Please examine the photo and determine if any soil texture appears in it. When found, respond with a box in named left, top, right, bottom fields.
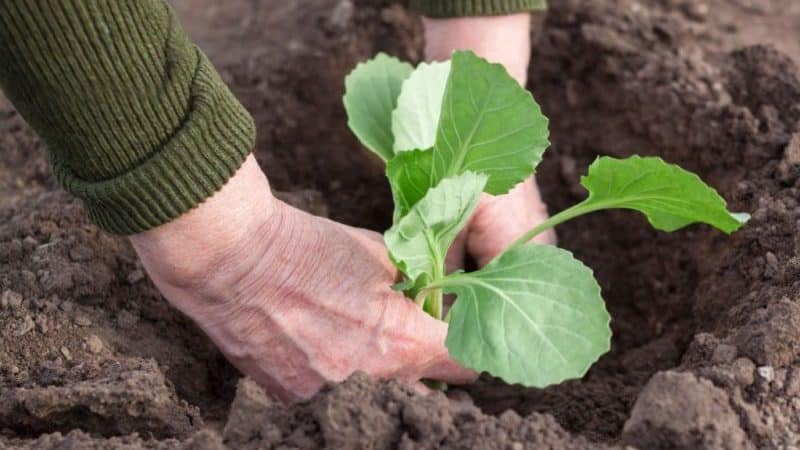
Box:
left=2, top=0, right=800, bottom=448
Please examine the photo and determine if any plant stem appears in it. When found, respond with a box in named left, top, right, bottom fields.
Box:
left=428, top=288, right=443, bottom=320
left=414, top=289, right=428, bottom=307
left=427, top=261, right=445, bottom=319
left=425, top=265, right=446, bottom=391
left=507, top=200, right=604, bottom=251
left=412, top=262, right=445, bottom=320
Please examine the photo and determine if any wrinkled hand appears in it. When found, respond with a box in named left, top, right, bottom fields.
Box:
left=130, top=156, right=474, bottom=402
left=423, top=13, right=554, bottom=270
left=446, top=177, right=556, bottom=271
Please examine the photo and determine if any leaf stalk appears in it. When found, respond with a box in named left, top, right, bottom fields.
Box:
left=504, top=200, right=614, bottom=256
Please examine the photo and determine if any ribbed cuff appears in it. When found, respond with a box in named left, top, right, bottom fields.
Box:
left=0, top=1, right=255, bottom=235
left=410, top=0, right=547, bottom=17
left=52, top=51, right=255, bottom=235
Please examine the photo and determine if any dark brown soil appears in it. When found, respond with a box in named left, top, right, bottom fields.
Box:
left=2, top=0, right=800, bottom=449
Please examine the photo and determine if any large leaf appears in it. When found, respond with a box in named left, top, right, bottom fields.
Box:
left=343, top=53, right=413, bottom=161
left=385, top=172, right=486, bottom=281
left=432, top=50, right=549, bottom=195
left=386, top=148, right=434, bottom=222
left=392, top=61, right=451, bottom=152
left=579, top=156, right=749, bottom=233
left=441, top=245, right=611, bottom=388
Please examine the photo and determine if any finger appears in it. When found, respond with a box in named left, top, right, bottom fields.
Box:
left=445, top=227, right=468, bottom=273
left=342, top=224, right=403, bottom=278
left=534, top=227, right=558, bottom=246
left=411, top=381, right=432, bottom=396
left=443, top=293, right=456, bottom=312
left=411, top=311, right=479, bottom=385
left=422, top=353, right=478, bottom=385
left=342, top=224, right=384, bottom=245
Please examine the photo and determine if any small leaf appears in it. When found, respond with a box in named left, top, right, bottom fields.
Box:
left=385, top=172, right=487, bottom=281
left=343, top=53, right=413, bottom=161
left=432, top=50, right=549, bottom=195
left=386, top=149, right=434, bottom=221
left=441, top=245, right=611, bottom=388
left=392, top=272, right=431, bottom=299
left=392, top=61, right=451, bottom=152
left=579, top=156, right=748, bottom=233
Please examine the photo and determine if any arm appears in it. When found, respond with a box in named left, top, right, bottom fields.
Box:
left=0, top=1, right=472, bottom=401
left=0, top=1, right=253, bottom=233
left=411, top=2, right=556, bottom=269
left=423, top=14, right=532, bottom=85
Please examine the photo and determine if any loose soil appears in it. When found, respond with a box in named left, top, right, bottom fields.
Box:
left=1, top=0, right=800, bottom=448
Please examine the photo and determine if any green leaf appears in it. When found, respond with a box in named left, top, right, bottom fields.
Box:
left=441, top=245, right=611, bottom=388
left=343, top=53, right=413, bottom=161
left=392, top=61, right=451, bottom=152
left=385, top=172, right=487, bottom=281
left=432, top=50, right=549, bottom=195
left=386, top=149, right=434, bottom=222
left=579, top=156, right=749, bottom=233
left=392, top=272, right=431, bottom=300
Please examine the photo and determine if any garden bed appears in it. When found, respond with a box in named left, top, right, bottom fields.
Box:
left=1, top=0, right=799, bottom=448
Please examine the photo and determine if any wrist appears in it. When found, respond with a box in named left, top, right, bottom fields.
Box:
left=128, top=154, right=279, bottom=298
left=422, top=13, right=531, bottom=85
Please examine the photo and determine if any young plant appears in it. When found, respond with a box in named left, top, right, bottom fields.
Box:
left=343, top=51, right=748, bottom=388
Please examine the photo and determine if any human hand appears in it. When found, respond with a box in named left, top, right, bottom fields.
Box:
left=422, top=14, right=531, bottom=88
left=422, top=13, right=556, bottom=270
left=129, top=155, right=474, bottom=402
left=446, top=177, right=556, bottom=271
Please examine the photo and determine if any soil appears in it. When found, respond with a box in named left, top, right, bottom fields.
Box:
left=1, top=0, right=800, bottom=448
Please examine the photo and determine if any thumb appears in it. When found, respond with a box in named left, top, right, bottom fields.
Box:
left=415, top=313, right=478, bottom=385
left=445, top=227, right=468, bottom=273
left=423, top=353, right=478, bottom=385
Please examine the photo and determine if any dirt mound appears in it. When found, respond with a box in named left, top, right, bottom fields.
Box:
left=2, top=0, right=800, bottom=448
left=221, top=374, right=600, bottom=450
left=0, top=358, right=201, bottom=439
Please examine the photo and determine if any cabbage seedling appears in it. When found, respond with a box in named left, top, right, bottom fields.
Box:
left=343, top=51, right=748, bottom=387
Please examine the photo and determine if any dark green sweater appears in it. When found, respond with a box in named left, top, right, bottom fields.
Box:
left=412, top=0, right=546, bottom=17
left=0, top=0, right=545, bottom=235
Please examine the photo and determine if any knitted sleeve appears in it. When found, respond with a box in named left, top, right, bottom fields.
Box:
left=0, top=0, right=255, bottom=235
left=410, top=0, right=547, bottom=17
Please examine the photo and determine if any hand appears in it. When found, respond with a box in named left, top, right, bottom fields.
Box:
left=129, top=155, right=474, bottom=402
left=422, top=14, right=531, bottom=89
left=422, top=13, right=556, bottom=270
left=446, top=177, right=557, bottom=271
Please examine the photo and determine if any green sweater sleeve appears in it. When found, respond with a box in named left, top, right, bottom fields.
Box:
left=0, top=1, right=255, bottom=235
left=410, top=0, right=547, bottom=17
